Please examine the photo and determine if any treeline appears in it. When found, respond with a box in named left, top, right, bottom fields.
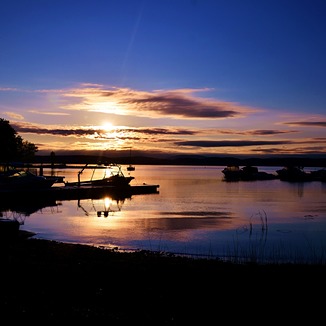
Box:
left=32, top=154, right=326, bottom=167
left=0, top=118, right=38, bottom=162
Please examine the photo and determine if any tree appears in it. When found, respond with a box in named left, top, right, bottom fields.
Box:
left=0, top=118, right=38, bottom=162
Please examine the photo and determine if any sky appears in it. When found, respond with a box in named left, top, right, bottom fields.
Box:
left=1, top=0, right=326, bottom=159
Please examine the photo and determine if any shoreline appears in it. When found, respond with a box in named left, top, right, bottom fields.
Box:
left=1, top=232, right=325, bottom=321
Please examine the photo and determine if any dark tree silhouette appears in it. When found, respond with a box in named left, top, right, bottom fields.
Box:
left=0, top=118, right=38, bottom=162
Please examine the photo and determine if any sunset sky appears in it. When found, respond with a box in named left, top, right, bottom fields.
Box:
left=1, top=0, right=326, bottom=158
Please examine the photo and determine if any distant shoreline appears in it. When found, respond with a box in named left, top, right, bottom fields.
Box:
left=28, top=154, right=326, bottom=168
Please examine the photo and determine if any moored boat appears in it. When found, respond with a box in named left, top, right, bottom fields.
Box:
left=310, top=168, right=326, bottom=182
left=276, top=166, right=326, bottom=182
left=126, top=147, right=135, bottom=171
left=221, top=165, right=242, bottom=180
left=127, top=164, right=135, bottom=171
left=276, top=166, right=311, bottom=182
left=64, top=163, right=134, bottom=188
left=222, top=165, right=278, bottom=181
left=0, top=166, right=57, bottom=191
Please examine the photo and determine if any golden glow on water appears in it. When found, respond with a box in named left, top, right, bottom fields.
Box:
left=103, top=197, right=111, bottom=210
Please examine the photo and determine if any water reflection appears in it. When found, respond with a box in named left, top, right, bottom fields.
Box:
left=0, top=196, right=60, bottom=227
left=77, top=196, right=125, bottom=217
left=1, top=165, right=326, bottom=264
left=0, top=198, right=58, bottom=216
left=0, top=191, right=132, bottom=221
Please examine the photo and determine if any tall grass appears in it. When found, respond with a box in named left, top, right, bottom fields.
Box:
left=222, top=210, right=326, bottom=265
left=119, top=210, right=326, bottom=265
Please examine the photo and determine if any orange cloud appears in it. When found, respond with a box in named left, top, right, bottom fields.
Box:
left=60, top=84, right=259, bottom=119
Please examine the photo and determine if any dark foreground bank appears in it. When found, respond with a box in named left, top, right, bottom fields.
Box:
left=0, top=231, right=324, bottom=324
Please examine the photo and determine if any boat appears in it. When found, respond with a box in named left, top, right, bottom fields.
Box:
left=127, top=164, right=135, bottom=171
left=64, top=163, right=134, bottom=188
left=126, top=147, right=135, bottom=171
left=221, top=165, right=242, bottom=180
left=222, top=165, right=278, bottom=181
left=0, top=164, right=57, bottom=191
left=310, top=168, right=326, bottom=182
left=43, top=174, right=65, bottom=184
left=276, top=166, right=312, bottom=182
left=37, top=165, right=65, bottom=184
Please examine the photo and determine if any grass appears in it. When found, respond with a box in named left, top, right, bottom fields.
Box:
left=220, top=210, right=326, bottom=265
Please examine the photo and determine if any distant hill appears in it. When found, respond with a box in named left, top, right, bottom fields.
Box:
left=32, top=154, right=326, bottom=167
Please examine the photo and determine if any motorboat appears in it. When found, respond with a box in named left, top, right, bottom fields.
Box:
left=0, top=168, right=57, bottom=191
left=221, top=165, right=242, bottom=180
left=276, top=166, right=311, bottom=182
left=65, top=163, right=134, bottom=188
left=222, top=165, right=278, bottom=181
left=310, top=168, right=326, bottom=182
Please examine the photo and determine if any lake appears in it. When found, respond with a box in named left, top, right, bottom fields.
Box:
left=5, top=164, right=326, bottom=264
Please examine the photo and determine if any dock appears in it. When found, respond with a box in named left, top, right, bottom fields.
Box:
left=0, top=183, right=160, bottom=204
left=52, top=183, right=160, bottom=200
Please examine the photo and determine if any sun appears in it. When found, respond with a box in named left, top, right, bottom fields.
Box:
left=101, top=122, right=114, bottom=131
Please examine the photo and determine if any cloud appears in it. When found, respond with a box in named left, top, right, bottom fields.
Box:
left=11, top=121, right=197, bottom=137
left=131, top=127, right=197, bottom=135
left=11, top=122, right=100, bottom=137
left=252, top=145, right=326, bottom=155
left=3, top=111, right=24, bottom=120
left=5, top=83, right=326, bottom=157
left=283, top=121, right=326, bottom=127
left=218, top=129, right=298, bottom=136
left=28, top=110, right=70, bottom=116
left=123, top=92, right=244, bottom=118
left=60, top=84, right=259, bottom=119
left=0, top=87, right=19, bottom=92
left=313, top=137, right=326, bottom=141
left=175, top=140, right=293, bottom=147
left=11, top=120, right=303, bottom=146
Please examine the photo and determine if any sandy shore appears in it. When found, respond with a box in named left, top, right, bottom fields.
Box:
left=0, top=231, right=324, bottom=323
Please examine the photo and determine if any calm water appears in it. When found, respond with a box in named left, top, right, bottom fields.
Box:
left=5, top=165, right=326, bottom=264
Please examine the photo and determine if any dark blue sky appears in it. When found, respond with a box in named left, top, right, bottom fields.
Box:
left=1, top=0, right=326, bottom=157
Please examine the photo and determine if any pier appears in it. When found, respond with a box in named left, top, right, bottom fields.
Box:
left=0, top=183, right=160, bottom=203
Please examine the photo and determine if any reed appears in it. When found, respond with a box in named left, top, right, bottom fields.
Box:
left=221, top=210, right=326, bottom=265
left=108, top=210, right=326, bottom=265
